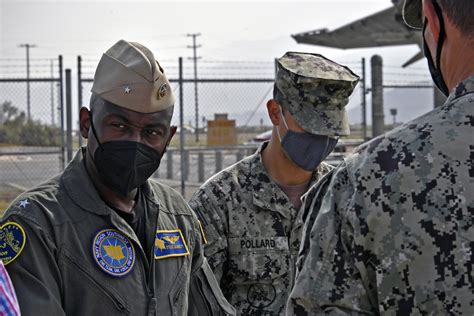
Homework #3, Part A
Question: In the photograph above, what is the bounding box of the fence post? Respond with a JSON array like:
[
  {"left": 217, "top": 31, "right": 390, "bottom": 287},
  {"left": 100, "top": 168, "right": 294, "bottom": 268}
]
[
  {"left": 433, "top": 87, "right": 446, "bottom": 108},
  {"left": 184, "top": 150, "right": 190, "bottom": 181},
  {"left": 166, "top": 151, "right": 173, "bottom": 179},
  {"left": 236, "top": 150, "right": 244, "bottom": 162},
  {"left": 77, "top": 56, "right": 83, "bottom": 147},
  {"left": 371, "top": 55, "right": 384, "bottom": 137},
  {"left": 215, "top": 150, "right": 223, "bottom": 174},
  {"left": 59, "top": 55, "right": 66, "bottom": 169},
  {"left": 198, "top": 152, "right": 205, "bottom": 182},
  {"left": 65, "top": 69, "right": 73, "bottom": 163},
  {"left": 179, "top": 57, "right": 185, "bottom": 195},
  {"left": 361, "top": 57, "right": 368, "bottom": 140}
]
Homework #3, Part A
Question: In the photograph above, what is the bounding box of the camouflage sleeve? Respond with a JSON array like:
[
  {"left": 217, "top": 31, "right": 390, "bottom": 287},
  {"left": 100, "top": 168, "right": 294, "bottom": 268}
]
[
  {"left": 189, "top": 187, "right": 229, "bottom": 284},
  {"left": 286, "top": 164, "right": 376, "bottom": 315},
  {"left": 294, "top": 169, "right": 335, "bottom": 275},
  {"left": 188, "top": 211, "right": 236, "bottom": 316}
]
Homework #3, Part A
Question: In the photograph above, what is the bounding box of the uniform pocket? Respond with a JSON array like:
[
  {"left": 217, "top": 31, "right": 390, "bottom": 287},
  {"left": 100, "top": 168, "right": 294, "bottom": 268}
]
[
  {"left": 168, "top": 258, "right": 188, "bottom": 315},
  {"left": 227, "top": 236, "right": 291, "bottom": 313},
  {"left": 60, "top": 250, "right": 130, "bottom": 315},
  {"left": 188, "top": 258, "right": 236, "bottom": 316},
  {"left": 228, "top": 236, "right": 290, "bottom": 283}
]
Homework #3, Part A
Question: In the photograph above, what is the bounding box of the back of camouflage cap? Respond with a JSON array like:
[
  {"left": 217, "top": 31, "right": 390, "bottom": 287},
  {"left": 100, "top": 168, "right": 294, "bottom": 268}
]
[{"left": 274, "top": 52, "right": 359, "bottom": 136}]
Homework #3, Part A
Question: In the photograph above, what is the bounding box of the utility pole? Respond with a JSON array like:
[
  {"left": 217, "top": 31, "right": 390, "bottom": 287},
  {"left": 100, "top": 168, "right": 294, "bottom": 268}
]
[
  {"left": 187, "top": 33, "right": 201, "bottom": 142},
  {"left": 19, "top": 43, "right": 36, "bottom": 120}
]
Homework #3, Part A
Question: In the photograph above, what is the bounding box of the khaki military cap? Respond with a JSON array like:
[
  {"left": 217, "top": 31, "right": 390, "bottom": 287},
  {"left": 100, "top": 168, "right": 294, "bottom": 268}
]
[
  {"left": 403, "top": 0, "right": 423, "bottom": 29},
  {"left": 91, "top": 40, "right": 175, "bottom": 113},
  {"left": 275, "top": 52, "right": 359, "bottom": 136}
]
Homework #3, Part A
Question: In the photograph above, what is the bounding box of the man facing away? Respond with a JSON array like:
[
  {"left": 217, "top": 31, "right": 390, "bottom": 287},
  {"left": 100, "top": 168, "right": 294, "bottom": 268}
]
[
  {"left": 189, "top": 52, "right": 359, "bottom": 315},
  {"left": 0, "top": 39, "right": 235, "bottom": 316},
  {"left": 287, "top": 0, "right": 474, "bottom": 314}
]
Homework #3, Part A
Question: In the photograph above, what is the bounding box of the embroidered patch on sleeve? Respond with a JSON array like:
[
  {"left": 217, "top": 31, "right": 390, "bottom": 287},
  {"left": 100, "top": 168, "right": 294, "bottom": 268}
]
[
  {"left": 0, "top": 222, "right": 27, "bottom": 265},
  {"left": 154, "top": 229, "right": 190, "bottom": 260}
]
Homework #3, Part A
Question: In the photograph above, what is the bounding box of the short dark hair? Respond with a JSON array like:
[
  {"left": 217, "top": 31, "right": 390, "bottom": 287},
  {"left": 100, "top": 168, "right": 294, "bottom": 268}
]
[{"left": 438, "top": 0, "right": 474, "bottom": 36}]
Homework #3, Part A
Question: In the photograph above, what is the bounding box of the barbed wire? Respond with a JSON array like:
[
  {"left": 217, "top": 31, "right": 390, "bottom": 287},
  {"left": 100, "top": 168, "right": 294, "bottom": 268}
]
[
  {"left": 383, "top": 65, "right": 428, "bottom": 70},
  {"left": 199, "top": 60, "right": 274, "bottom": 64}
]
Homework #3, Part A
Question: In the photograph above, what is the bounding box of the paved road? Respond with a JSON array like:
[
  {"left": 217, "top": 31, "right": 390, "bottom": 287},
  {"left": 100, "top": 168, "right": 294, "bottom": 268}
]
[{"left": 0, "top": 147, "right": 246, "bottom": 200}]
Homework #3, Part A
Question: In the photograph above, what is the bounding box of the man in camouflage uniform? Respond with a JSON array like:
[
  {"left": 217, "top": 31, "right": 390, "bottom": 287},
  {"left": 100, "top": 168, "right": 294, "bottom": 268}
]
[
  {"left": 0, "top": 40, "right": 235, "bottom": 315},
  {"left": 287, "top": 0, "right": 474, "bottom": 314},
  {"left": 189, "top": 52, "right": 359, "bottom": 315}
]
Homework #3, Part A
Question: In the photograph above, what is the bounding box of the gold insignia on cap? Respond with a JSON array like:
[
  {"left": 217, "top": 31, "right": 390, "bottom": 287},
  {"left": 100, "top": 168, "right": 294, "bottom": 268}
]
[
  {"left": 124, "top": 86, "right": 131, "bottom": 94},
  {"left": 157, "top": 83, "right": 167, "bottom": 100}
]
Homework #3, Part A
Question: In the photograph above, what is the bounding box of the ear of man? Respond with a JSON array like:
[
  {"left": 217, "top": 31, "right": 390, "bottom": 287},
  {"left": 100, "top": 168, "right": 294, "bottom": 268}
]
[
  {"left": 79, "top": 107, "right": 91, "bottom": 139},
  {"left": 266, "top": 99, "right": 283, "bottom": 126},
  {"left": 423, "top": 0, "right": 442, "bottom": 42}
]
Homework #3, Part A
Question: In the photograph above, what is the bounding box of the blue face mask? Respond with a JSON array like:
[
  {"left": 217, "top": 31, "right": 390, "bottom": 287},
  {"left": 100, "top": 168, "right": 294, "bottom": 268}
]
[{"left": 277, "top": 108, "right": 338, "bottom": 171}]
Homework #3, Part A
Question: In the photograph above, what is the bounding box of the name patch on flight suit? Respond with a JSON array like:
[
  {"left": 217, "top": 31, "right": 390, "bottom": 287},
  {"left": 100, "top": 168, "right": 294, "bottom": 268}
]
[
  {"left": 154, "top": 230, "right": 190, "bottom": 259},
  {"left": 92, "top": 229, "right": 135, "bottom": 277},
  {"left": 0, "top": 222, "right": 26, "bottom": 265}
]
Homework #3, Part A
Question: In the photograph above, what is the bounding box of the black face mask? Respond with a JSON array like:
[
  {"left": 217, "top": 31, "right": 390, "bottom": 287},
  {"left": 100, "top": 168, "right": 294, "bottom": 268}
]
[
  {"left": 422, "top": 1, "right": 449, "bottom": 96},
  {"left": 89, "top": 113, "right": 162, "bottom": 197}
]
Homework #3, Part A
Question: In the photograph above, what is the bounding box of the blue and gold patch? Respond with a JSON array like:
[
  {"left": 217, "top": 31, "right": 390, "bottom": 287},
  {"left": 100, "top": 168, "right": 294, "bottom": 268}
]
[
  {"left": 92, "top": 229, "right": 135, "bottom": 277},
  {"left": 0, "top": 222, "right": 26, "bottom": 265},
  {"left": 154, "top": 229, "right": 190, "bottom": 260}
]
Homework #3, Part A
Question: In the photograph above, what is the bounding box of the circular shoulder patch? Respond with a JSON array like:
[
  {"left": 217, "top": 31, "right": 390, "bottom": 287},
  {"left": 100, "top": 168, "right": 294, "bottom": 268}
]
[
  {"left": 0, "top": 222, "right": 27, "bottom": 265},
  {"left": 92, "top": 229, "right": 135, "bottom": 277}
]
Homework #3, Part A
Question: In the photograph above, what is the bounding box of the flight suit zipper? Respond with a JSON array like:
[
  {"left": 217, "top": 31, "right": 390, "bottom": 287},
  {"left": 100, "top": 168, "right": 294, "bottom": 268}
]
[{"left": 146, "top": 201, "right": 160, "bottom": 314}]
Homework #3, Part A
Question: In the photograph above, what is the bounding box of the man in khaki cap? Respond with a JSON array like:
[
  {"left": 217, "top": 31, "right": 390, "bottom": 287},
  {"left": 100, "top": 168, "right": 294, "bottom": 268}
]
[
  {"left": 189, "top": 52, "right": 359, "bottom": 315},
  {"left": 0, "top": 40, "right": 235, "bottom": 316},
  {"left": 287, "top": 0, "right": 474, "bottom": 314}
]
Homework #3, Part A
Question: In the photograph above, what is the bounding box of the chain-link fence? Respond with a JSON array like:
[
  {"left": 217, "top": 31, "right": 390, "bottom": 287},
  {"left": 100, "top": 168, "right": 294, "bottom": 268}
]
[
  {"left": 0, "top": 53, "right": 435, "bottom": 202},
  {"left": 77, "top": 57, "right": 367, "bottom": 197},
  {"left": 0, "top": 56, "right": 64, "bottom": 202}
]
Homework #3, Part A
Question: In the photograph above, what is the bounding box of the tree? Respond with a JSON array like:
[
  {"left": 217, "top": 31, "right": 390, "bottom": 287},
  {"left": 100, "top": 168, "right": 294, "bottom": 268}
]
[{"left": 0, "top": 101, "right": 60, "bottom": 146}]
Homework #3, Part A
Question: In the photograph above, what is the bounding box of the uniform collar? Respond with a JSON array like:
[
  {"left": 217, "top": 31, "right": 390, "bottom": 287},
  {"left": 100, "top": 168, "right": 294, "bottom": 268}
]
[
  {"left": 446, "top": 75, "right": 474, "bottom": 104},
  {"left": 62, "top": 148, "right": 161, "bottom": 216},
  {"left": 249, "top": 142, "right": 325, "bottom": 218}
]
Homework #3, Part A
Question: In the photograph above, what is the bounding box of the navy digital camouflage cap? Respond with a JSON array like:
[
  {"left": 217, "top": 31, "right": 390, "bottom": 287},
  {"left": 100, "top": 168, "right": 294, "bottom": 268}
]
[{"left": 274, "top": 52, "right": 359, "bottom": 136}]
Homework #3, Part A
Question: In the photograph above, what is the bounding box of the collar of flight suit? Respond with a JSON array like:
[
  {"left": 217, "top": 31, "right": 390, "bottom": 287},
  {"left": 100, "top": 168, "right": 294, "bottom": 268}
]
[
  {"left": 61, "top": 148, "right": 162, "bottom": 216},
  {"left": 249, "top": 141, "right": 323, "bottom": 219}
]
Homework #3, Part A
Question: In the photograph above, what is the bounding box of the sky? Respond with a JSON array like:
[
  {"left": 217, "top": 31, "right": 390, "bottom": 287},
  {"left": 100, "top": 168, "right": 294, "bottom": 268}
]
[
  {"left": 0, "top": 0, "right": 433, "bottom": 128},
  {"left": 1, "top": 0, "right": 423, "bottom": 67}
]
